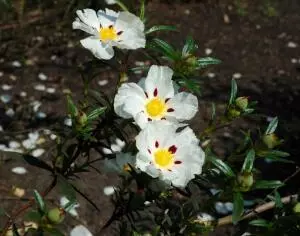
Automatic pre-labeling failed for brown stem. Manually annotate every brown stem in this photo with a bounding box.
[1,177,57,236]
[217,194,298,226]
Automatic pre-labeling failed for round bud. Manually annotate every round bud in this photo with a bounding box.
[293,202,300,213]
[47,208,65,224]
[262,133,279,149]
[235,97,249,110]
[237,172,254,192]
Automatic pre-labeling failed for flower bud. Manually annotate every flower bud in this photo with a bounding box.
[237,172,254,192]
[293,202,300,213]
[77,111,88,126]
[228,108,241,119]
[235,96,248,110]
[47,208,65,224]
[262,133,279,149]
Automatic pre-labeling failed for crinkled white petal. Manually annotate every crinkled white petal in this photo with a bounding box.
[114,83,146,118]
[76,9,99,30]
[70,225,93,236]
[11,167,27,175]
[166,92,198,121]
[72,18,96,35]
[80,37,114,60]
[97,9,119,28]
[144,65,174,98]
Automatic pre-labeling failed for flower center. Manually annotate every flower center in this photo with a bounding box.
[99,27,117,42]
[146,98,166,118]
[154,148,174,168]
[123,164,131,172]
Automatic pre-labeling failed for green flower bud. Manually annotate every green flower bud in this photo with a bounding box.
[228,108,241,119]
[77,111,88,126]
[237,172,254,192]
[235,96,248,110]
[293,202,300,213]
[47,208,65,224]
[262,133,280,149]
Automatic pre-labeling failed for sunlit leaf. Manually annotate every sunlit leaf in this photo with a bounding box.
[197,57,221,68]
[241,149,255,173]
[249,219,272,228]
[182,36,197,56]
[229,79,238,105]
[265,117,278,135]
[146,25,177,35]
[147,38,180,60]
[87,107,106,121]
[33,190,45,213]
[253,180,284,190]
[207,152,235,178]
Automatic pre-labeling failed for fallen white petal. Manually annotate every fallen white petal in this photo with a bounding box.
[6,108,15,117]
[0,94,12,103]
[11,167,27,175]
[36,112,47,119]
[103,186,115,196]
[102,147,113,154]
[50,134,57,140]
[12,61,22,67]
[38,73,48,81]
[60,196,80,217]
[46,88,56,94]
[31,148,45,157]
[287,41,297,48]
[20,91,27,97]
[64,118,72,127]
[0,125,3,132]
[98,80,108,86]
[0,71,3,77]
[34,84,46,91]
[70,225,93,236]
[291,58,298,64]
[9,141,21,149]
[205,48,212,55]
[233,73,242,79]
[2,84,12,90]
[207,72,216,78]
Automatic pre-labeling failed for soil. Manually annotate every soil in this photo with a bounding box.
[1,0,300,235]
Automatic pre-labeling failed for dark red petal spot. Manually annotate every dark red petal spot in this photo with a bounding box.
[117,31,123,35]
[168,169,172,172]
[167,108,175,112]
[145,92,148,98]
[165,98,170,103]
[161,117,166,120]
[168,145,177,154]
[148,118,152,121]
[155,141,159,148]
[153,88,158,97]
[148,149,151,154]
[174,160,182,164]
[109,25,113,29]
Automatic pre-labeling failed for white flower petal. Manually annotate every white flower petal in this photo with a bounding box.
[80,37,114,60]
[166,92,198,121]
[11,167,27,175]
[102,147,113,154]
[97,9,119,28]
[72,18,96,35]
[114,83,146,119]
[103,186,115,196]
[70,225,93,236]
[115,138,125,149]
[76,9,99,30]
[144,65,174,98]
[111,144,122,153]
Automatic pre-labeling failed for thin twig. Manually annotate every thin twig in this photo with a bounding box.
[217,194,298,226]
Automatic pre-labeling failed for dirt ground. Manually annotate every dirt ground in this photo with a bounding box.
[1,0,300,235]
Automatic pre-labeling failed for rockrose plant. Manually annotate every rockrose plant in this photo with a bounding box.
[0,1,299,236]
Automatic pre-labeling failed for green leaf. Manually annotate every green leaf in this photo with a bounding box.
[229,79,238,105]
[253,180,284,189]
[23,154,53,173]
[33,190,45,212]
[241,149,255,173]
[211,102,216,121]
[207,153,235,178]
[232,191,244,224]
[87,107,106,121]
[139,0,145,21]
[274,190,283,208]
[265,117,278,135]
[182,36,197,56]
[249,219,271,228]
[24,210,42,222]
[257,150,293,163]
[177,78,201,95]
[146,25,177,35]
[197,57,221,68]
[147,38,179,60]
[66,95,78,118]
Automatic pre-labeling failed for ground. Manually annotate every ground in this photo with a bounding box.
[1,0,300,235]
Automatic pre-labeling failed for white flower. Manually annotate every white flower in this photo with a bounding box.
[60,196,80,217]
[70,225,93,236]
[114,65,198,129]
[73,8,145,60]
[103,152,135,174]
[105,0,117,4]
[135,121,205,188]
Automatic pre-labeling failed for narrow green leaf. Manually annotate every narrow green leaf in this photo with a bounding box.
[229,79,238,105]
[274,190,283,208]
[147,38,179,60]
[249,219,271,228]
[87,107,106,121]
[58,176,76,202]
[33,190,45,212]
[182,36,197,56]
[23,154,53,173]
[265,117,278,135]
[197,57,221,68]
[241,149,255,173]
[146,25,177,35]
[24,210,42,222]
[253,180,284,189]
[211,102,216,121]
[207,154,235,178]
[139,0,145,21]
[66,95,78,118]
[232,191,244,224]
